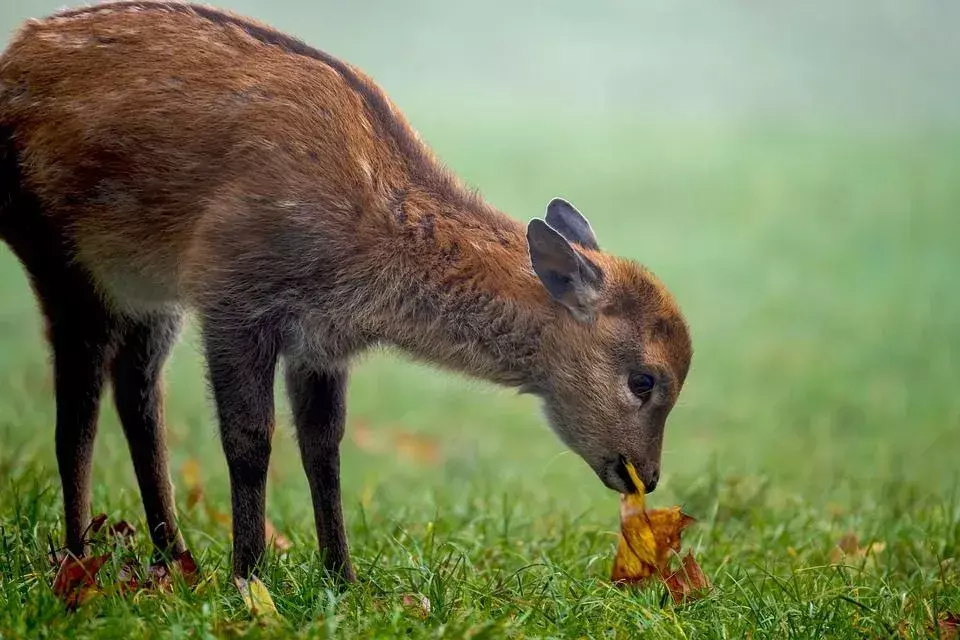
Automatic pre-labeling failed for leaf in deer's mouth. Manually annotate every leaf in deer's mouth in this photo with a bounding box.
[611,462,709,603]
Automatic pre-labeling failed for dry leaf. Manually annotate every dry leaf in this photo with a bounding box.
[51,513,201,607]
[611,462,696,585]
[108,520,136,540]
[146,550,201,590]
[235,575,279,618]
[181,458,202,488]
[114,559,141,594]
[265,519,292,552]
[181,458,206,511]
[205,504,232,528]
[351,421,441,465]
[661,551,712,604]
[52,553,110,609]
[186,485,205,511]
[175,549,200,585]
[351,421,382,453]
[88,513,108,536]
[829,532,886,563]
[935,612,960,640]
[394,432,440,465]
[402,593,431,618]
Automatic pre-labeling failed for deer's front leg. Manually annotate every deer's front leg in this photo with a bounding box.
[203,318,279,578]
[285,362,354,582]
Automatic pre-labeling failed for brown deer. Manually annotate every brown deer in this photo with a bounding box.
[0,1,692,583]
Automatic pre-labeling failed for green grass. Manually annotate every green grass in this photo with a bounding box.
[1,118,959,638]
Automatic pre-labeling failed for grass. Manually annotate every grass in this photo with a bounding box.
[1,115,959,638]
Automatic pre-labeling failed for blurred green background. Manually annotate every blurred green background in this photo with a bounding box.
[0,1,958,635]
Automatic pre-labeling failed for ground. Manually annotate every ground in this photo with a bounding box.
[0,116,957,638]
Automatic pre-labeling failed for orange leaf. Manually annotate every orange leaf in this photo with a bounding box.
[350,421,382,454]
[108,520,136,540]
[52,554,110,609]
[186,485,205,511]
[394,431,440,465]
[205,503,231,528]
[88,513,108,536]
[648,507,696,568]
[265,519,292,552]
[181,458,207,511]
[611,462,699,588]
[175,549,200,585]
[935,612,960,640]
[145,549,200,591]
[829,531,886,563]
[181,458,202,488]
[662,551,712,604]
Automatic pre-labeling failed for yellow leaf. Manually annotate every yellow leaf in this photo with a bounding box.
[234,576,279,618]
[611,462,697,586]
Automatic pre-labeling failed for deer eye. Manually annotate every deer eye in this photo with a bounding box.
[628,372,656,399]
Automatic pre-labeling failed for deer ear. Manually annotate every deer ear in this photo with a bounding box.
[545,198,599,251]
[527,219,603,322]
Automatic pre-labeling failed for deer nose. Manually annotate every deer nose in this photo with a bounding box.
[642,465,660,493]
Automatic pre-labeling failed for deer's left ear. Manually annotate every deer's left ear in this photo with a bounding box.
[527,218,603,323]
[545,198,599,251]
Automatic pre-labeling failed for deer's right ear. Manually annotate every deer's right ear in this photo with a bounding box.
[527,219,603,323]
[545,198,599,250]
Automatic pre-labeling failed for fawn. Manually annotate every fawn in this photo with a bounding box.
[0,2,692,582]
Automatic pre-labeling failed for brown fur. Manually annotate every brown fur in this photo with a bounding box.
[0,1,692,582]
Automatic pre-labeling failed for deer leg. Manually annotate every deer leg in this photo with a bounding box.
[285,362,354,582]
[202,316,278,578]
[111,312,185,560]
[3,210,118,557]
[50,308,116,556]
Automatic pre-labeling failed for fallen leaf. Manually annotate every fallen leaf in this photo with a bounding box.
[351,421,383,454]
[205,504,232,528]
[181,458,206,511]
[351,421,441,465]
[175,549,200,585]
[88,513,108,536]
[935,612,960,640]
[108,520,136,540]
[895,619,911,639]
[611,462,696,585]
[186,485,204,511]
[661,551,712,604]
[146,563,171,590]
[265,519,292,552]
[402,593,431,618]
[181,458,202,488]
[235,575,279,618]
[146,550,201,590]
[829,532,886,564]
[52,554,110,609]
[836,532,860,556]
[394,431,440,465]
[115,559,141,594]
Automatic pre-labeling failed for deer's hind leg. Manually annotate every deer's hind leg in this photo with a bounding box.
[2,207,120,556]
[111,311,186,561]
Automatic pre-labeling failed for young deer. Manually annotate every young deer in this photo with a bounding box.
[0,2,692,582]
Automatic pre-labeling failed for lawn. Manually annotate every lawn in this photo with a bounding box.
[1,117,958,638]
[1,2,960,638]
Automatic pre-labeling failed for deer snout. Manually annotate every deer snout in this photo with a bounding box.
[600,456,660,494]
[638,461,660,493]
[611,455,660,494]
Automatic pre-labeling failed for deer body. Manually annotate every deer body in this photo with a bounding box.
[0,2,692,582]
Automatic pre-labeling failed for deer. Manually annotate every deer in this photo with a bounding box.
[0,1,692,584]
